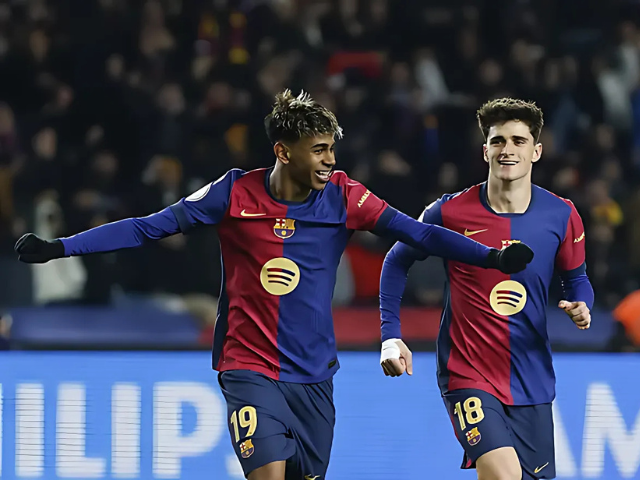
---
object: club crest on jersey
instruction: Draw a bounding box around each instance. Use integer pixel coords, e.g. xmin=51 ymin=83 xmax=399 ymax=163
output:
xmin=466 ymin=427 xmax=481 ymax=446
xmin=239 ymin=439 xmax=255 ymax=458
xmin=274 ymin=218 xmax=296 ymax=239
xmin=501 ymin=239 xmax=521 ymax=249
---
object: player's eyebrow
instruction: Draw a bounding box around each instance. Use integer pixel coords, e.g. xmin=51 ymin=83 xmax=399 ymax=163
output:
xmin=489 ymin=135 xmax=529 ymax=143
xmin=310 ymin=143 xmax=333 ymax=150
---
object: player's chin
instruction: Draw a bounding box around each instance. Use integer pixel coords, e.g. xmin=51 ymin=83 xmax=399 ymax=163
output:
xmin=494 ymin=163 xmax=530 ymax=180
xmin=494 ymin=169 xmax=525 ymax=182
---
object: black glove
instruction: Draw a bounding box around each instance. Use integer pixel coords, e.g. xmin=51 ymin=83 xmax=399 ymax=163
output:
xmin=15 ymin=233 xmax=65 ymax=264
xmin=487 ymin=242 xmax=534 ymax=274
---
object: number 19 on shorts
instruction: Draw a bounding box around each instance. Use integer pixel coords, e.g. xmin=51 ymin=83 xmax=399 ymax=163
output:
xmin=230 ymin=406 xmax=257 ymax=442
xmin=454 ymin=396 xmax=485 ymax=430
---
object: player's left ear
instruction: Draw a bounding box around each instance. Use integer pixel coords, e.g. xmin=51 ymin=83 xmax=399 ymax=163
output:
xmin=274 ymin=142 xmax=290 ymax=164
xmin=531 ymin=143 xmax=543 ymax=163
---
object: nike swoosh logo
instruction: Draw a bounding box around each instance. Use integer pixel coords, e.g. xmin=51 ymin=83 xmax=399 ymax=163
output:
xmin=534 ymin=462 xmax=549 ymax=474
xmin=464 ymin=229 xmax=488 ymax=236
xmin=240 ymin=209 xmax=266 ymax=217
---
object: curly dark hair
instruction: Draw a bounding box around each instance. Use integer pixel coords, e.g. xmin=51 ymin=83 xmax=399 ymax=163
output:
xmin=264 ymin=89 xmax=343 ymax=144
xmin=477 ymin=98 xmax=544 ymax=142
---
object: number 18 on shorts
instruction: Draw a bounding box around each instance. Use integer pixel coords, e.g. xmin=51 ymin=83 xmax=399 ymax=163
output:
xmin=443 ymin=388 xmax=556 ymax=478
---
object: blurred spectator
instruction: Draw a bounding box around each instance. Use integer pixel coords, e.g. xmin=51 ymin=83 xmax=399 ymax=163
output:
xmin=13 ymin=127 xmax=63 ymax=205
xmin=31 ymin=191 xmax=87 ymax=305
xmin=0 ymin=103 xmax=21 ymax=221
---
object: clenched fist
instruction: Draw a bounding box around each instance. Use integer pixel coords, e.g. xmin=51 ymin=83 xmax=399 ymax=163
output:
xmin=15 ymin=233 xmax=64 ymax=264
xmin=380 ymin=338 xmax=413 ymax=377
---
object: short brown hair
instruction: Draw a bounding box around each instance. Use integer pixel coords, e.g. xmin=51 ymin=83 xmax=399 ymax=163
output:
xmin=476 ymin=98 xmax=544 ymax=142
xmin=264 ymin=89 xmax=343 ymax=144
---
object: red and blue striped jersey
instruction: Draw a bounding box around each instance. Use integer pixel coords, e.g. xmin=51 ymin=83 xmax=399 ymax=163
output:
xmin=425 ymin=183 xmax=585 ymax=405
xmin=171 ymin=168 xmax=388 ymax=383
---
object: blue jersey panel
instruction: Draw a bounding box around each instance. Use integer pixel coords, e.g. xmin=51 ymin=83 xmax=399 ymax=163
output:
xmin=277 ymin=184 xmax=351 ymax=382
xmin=507 ymin=188 xmax=572 ymax=404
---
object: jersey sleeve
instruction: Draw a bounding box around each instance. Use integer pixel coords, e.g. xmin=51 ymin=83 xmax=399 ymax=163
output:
xmin=385 ymin=198 xmax=446 ymax=262
xmin=379 ymin=199 xmax=446 ymax=341
xmin=342 ymin=178 xmax=389 ymax=231
xmin=170 ymin=169 xmax=243 ymax=233
xmin=556 ymin=200 xmax=586 ymax=272
xmin=418 ymin=198 xmax=445 ymax=235
xmin=414 ymin=198 xmax=447 ymax=261
xmin=61 ymin=207 xmax=181 ymax=256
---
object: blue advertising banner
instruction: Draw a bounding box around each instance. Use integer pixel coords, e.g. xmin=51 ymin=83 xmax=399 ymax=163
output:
xmin=0 ymin=352 xmax=637 ymax=480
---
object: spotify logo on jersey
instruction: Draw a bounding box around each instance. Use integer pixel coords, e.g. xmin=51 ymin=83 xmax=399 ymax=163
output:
xmin=489 ymin=280 xmax=527 ymax=316
xmin=260 ymin=258 xmax=300 ymax=296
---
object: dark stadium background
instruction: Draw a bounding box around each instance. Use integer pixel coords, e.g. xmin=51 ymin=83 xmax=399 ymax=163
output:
xmin=0 ymin=1 xmax=638 ymax=480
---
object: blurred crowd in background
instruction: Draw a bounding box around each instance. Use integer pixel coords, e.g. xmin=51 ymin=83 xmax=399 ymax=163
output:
xmin=2 ymin=0 xmax=640 ymax=323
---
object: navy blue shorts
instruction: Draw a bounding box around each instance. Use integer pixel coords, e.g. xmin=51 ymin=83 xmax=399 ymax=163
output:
xmin=218 ymin=370 xmax=335 ymax=479
xmin=443 ymin=389 xmax=556 ymax=479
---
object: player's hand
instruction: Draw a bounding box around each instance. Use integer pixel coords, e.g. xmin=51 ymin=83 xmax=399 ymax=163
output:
xmin=491 ymin=242 xmax=534 ymax=274
xmin=558 ymin=300 xmax=591 ymax=330
xmin=14 ymin=233 xmax=64 ymax=264
xmin=380 ymin=338 xmax=413 ymax=377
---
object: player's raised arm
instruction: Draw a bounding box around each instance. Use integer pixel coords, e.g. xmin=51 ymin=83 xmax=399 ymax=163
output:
xmin=337 ymin=176 xmax=533 ymax=274
xmin=15 ymin=169 xmax=242 ymax=264
xmin=555 ymin=200 xmax=594 ymax=329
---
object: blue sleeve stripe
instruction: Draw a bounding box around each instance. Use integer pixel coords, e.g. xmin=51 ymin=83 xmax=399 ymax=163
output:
xmin=559 ymin=262 xmax=587 ymax=279
xmin=373 ymin=206 xmax=397 ymax=233
xmin=558 ymin=262 xmax=594 ymax=310
xmin=170 ymin=203 xmax=192 ymax=233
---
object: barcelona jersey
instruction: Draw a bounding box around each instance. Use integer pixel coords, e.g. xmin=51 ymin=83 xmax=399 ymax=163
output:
xmin=171 ymin=168 xmax=388 ymax=383
xmin=420 ymin=183 xmax=586 ymax=405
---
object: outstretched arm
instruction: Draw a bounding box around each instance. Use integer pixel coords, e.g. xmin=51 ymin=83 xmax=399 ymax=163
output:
xmin=63 ymin=208 xmax=180 ymax=256
xmin=339 ymin=178 xmax=533 ymax=274
xmin=15 ymin=208 xmax=181 ymax=263
xmin=16 ymin=170 xmax=243 ymax=263
xmin=373 ymin=207 xmax=499 ymax=268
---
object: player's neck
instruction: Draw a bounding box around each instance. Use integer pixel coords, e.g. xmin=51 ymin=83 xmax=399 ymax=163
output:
xmin=486 ymin=176 xmax=532 ymax=214
xmin=270 ymin=164 xmax=312 ymax=202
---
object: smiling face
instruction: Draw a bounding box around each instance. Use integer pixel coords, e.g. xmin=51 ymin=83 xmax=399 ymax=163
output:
xmin=265 ymin=90 xmax=343 ymax=195
xmin=483 ymin=120 xmax=542 ymax=183
xmin=275 ymin=134 xmax=336 ymax=190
